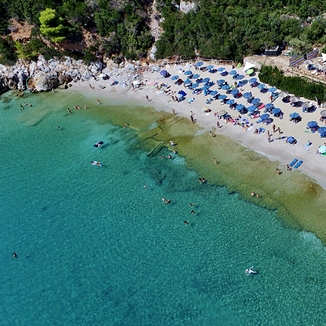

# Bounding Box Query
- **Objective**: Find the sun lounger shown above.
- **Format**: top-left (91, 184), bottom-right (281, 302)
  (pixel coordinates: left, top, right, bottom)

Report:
top-left (294, 160), bottom-right (303, 169)
top-left (289, 158), bottom-right (298, 167)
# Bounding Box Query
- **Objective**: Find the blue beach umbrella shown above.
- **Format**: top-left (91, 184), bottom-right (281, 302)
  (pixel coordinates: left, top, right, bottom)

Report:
top-left (243, 92), bottom-right (252, 99)
top-left (218, 94), bottom-right (227, 100)
top-left (307, 121), bottom-right (318, 128)
top-left (190, 82), bottom-right (199, 89)
top-left (160, 70), bottom-right (169, 77)
top-left (220, 71), bottom-right (229, 76)
top-left (217, 79), bottom-right (225, 85)
top-left (257, 83), bottom-right (266, 90)
top-left (289, 112), bottom-right (300, 119)
top-left (260, 113), bottom-right (270, 120)
top-left (238, 80), bottom-right (248, 87)
top-left (202, 77), bottom-right (210, 83)
top-left (192, 74), bottom-right (200, 79)
top-left (221, 84), bottom-right (230, 90)
top-left (195, 61), bottom-right (203, 67)
top-left (171, 75), bottom-right (179, 80)
top-left (206, 65), bottom-right (214, 70)
top-left (226, 99), bottom-right (235, 105)
top-left (229, 70), bottom-right (237, 75)
top-left (184, 70), bottom-right (193, 75)
top-left (268, 87), bottom-right (277, 93)
top-left (287, 136), bottom-right (295, 144)
top-left (249, 77), bottom-right (257, 84)
top-left (210, 90), bottom-right (218, 96)
top-left (252, 98), bottom-right (260, 105)
top-left (318, 126), bottom-right (326, 133)
top-left (272, 108), bottom-right (281, 115)
top-left (236, 74), bottom-right (244, 80)
top-left (217, 67), bottom-right (225, 72)
top-left (247, 105), bottom-right (258, 113)
top-left (265, 103), bottom-right (274, 110)
top-left (320, 131), bottom-right (326, 138)
top-left (231, 89), bottom-right (239, 96)
top-left (236, 104), bottom-right (245, 111)
top-left (184, 78), bottom-right (191, 85)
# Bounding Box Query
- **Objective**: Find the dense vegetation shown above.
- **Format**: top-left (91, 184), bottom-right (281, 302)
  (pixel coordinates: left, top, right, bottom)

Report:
top-left (1, 0), bottom-right (326, 64)
top-left (259, 66), bottom-right (326, 102)
top-left (0, 0), bottom-right (153, 64)
top-left (156, 0), bottom-right (326, 61)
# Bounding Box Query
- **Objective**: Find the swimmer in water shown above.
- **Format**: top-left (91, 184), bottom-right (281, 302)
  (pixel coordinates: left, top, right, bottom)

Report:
top-left (162, 198), bottom-right (171, 204)
top-left (245, 266), bottom-right (257, 275)
top-left (13, 253), bottom-right (18, 258)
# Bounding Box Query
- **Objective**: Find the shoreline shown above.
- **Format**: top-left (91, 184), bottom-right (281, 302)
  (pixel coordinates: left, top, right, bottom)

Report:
top-left (14, 59), bottom-right (325, 242)
top-left (70, 61), bottom-right (326, 190)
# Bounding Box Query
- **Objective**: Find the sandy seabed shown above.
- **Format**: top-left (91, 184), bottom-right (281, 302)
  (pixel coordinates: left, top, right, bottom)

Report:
top-left (66, 61), bottom-right (326, 243)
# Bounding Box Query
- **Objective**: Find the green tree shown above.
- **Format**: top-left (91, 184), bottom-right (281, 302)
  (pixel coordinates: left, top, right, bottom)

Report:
top-left (39, 8), bottom-right (67, 42)
top-left (0, 36), bottom-right (17, 65)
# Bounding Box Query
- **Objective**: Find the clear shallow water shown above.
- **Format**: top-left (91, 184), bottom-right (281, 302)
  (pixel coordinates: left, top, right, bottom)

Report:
top-left (1, 91), bottom-right (326, 325)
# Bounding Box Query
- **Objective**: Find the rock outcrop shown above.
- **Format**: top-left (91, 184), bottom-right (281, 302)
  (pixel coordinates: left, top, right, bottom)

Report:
top-left (0, 55), bottom-right (105, 94)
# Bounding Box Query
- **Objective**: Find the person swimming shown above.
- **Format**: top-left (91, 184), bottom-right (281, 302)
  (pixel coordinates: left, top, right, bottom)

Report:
top-left (245, 266), bottom-right (257, 275)
top-left (13, 253), bottom-right (18, 258)
top-left (91, 161), bottom-right (102, 167)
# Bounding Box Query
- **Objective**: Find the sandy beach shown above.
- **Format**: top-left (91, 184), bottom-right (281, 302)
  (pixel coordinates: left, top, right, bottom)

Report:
top-left (71, 60), bottom-right (326, 190)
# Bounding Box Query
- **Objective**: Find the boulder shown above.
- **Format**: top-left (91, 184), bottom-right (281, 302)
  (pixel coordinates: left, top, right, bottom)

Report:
top-left (58, 73), bottom-right (73, 85)
top-left (0, 77), bottom-right (9, 95)
top-left (17, 71), bottom-right (27, 91)
top-left (7, 73), bottom-right (18, 89)
top-left (29, 71), bottom-right (59, 92)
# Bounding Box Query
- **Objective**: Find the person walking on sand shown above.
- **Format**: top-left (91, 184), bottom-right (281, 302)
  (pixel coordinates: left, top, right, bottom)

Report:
top-left (272, 124), bottom-right (276, 133)
top-left (214, 158), bottom-right (217, 164)
top-left (96, 99), bottom-right (100, 104)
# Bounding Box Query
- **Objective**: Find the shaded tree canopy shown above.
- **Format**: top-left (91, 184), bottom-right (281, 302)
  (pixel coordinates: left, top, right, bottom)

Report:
top-left (1, 0), bottom-right (326, 62)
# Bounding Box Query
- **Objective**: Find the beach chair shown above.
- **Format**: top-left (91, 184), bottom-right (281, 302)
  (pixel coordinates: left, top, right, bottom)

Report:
top-left (289, 158), bottom-right (298, 167)
top-left (294, 160), bottom-right (303, 169)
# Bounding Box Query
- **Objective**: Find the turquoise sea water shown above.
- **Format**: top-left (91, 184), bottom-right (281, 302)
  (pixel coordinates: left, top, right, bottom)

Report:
top-left (1, 90), bottom-right (326, 326)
